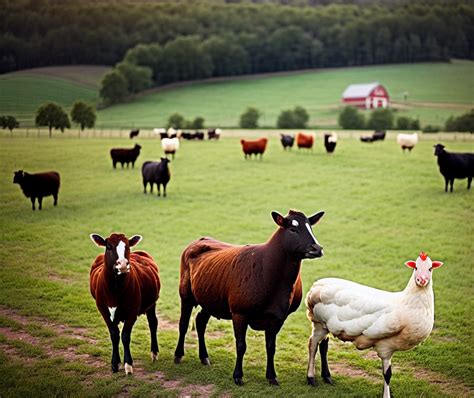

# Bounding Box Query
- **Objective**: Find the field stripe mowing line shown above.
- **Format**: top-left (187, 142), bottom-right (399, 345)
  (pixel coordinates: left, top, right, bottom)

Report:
top-left (0, 306), bottom-right (217, 397)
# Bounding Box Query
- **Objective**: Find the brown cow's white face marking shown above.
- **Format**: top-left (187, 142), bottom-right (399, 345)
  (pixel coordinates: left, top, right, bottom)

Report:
top-left (305, 222), bottom-right (323, 254)
top-left (115, 240), bottom-right (130, 274)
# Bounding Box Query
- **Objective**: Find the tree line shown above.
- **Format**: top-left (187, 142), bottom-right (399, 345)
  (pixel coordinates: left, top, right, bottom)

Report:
top-left (1, 0), bottom-right (473, 75)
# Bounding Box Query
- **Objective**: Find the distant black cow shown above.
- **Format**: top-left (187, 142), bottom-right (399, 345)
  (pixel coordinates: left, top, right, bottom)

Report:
top-left (324, 133), bottom-right (338, 153)
top-left (130, 129), bottom-right (139, 139)
top-left (142, 158), bottom-right (171, 197)
top-left (13, 170), bottom-right (60, 210)
top-left (280, 134), bottom-right (295, 150)
top-left (208, 129), bottom-right (221, 140)
top-left (110, 144), bottom-right (141, 169)
top-left (360, 130), bottom-right (386, 143)
top-left (434, 144), bottom-right (474, 192)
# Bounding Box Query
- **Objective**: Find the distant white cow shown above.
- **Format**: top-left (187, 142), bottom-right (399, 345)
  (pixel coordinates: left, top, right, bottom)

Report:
top-left (397, 133), bottom-right (418, 152)
top-left (161, 137), bottom-right (180, 159)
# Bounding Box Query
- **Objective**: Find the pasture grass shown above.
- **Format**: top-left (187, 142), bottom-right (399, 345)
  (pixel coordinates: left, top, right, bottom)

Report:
top-left (0, 133), bottom-right (473, 397)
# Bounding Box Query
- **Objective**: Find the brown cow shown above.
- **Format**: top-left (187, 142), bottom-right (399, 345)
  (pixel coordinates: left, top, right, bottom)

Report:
top-left (90, 233), bottom-right (160, 374)
top-left (297, 132), bottom-right (314, 150)
top-left (13, 170), bottom-right (60, 210)
top-left (240, 138), bottom-right (268, 159)
top-left (174, 209), bottom-right (325, 386)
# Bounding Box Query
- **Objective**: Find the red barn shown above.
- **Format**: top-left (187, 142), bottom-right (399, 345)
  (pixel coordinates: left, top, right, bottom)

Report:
top-left (342, 82), bottom-right (389, 109)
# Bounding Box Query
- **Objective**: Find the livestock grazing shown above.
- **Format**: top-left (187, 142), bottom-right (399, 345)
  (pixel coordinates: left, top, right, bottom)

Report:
top-left (208, 128), bottom-right (221, 140)
top-left (195, 131), bottom-right (205, 140)
top-left (434, 143), bottom-right (474, 192)
top-left (174, 209), bottom-right (325, 386)
top-left (360, 130), bottom-right (386, 143)
top-left (153, 128), bottom-right (168, 138)
top-left (306, 252), bottom-right (443, 398)
top-left (280, 134), bottom-right (294, 150)
top-left (110, 144), bottom-right (141, 169)
top-left (13, 170), bottom-right (60, 210)
top-left (396, 133), bottom-right (418, 152)
top-left (183, 131), bottom-right (204, 140)
top-left (296, 132), bottom-right (314, 150)
top-left (324, 132), bottom-right (338, 153)
top-left (142, 158), bottom-right (171, 197)
top-left (129, 129), bottom-right (139, 139)
top-left (161, 137), bottom-right (180, 159)
top-left (240, 138), bottom-right (268, 159)
top-left (89, 233), bottom-right (160, 374)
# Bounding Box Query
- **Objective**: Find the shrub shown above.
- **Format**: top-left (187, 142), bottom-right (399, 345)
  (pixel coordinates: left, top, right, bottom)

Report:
top-left (277, 106), bottom-right (309, 128)
top-left (277, 110), bottom-right (295, 129)
top-left (240, 107), bottom-right (261, 129)
top-left (396, 116), bottom-right (420, 130)
top-left (100, 70), bottom-right (128, 105)
top-left (191, 117), bottom-right (205, 129)
top-left (367, 108), bottom-right (394, 130)
top-left (338, 106), bottom-right (365, 129)
top-left (71, 101), bottom-right (96, 133)
top-left (445, 110), bottom-right (474, 132)
top-left (168, 113), bottom-right (185, 129)
top-left (0, 115), bottom-right (19, 133)
top-left (422, 125), bottom-right (440, 133)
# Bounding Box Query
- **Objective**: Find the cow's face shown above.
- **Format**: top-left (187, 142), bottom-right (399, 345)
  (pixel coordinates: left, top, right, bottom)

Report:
top-left (272, 210), bottom-right (324, 260)
top-left (13, 170), bottom-right (24, 184)
top-left (433, 144), bottom-right (445, 156)
top-left (90, 233), bottom-right (142, 274)
top-left (405, 252), bottom-right (443, 287)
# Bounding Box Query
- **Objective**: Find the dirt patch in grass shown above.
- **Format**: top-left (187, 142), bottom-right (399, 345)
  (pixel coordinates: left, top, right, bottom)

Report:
top-left (0, 306), bottom-right (216, 397)
top-left (413, 367), bottom-right (472, 397)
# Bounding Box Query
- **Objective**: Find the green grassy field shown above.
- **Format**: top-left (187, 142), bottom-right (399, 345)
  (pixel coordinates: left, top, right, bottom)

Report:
top-left (1, 61), bottom-right (472, 129)
top-left (0, 66), bottom-right (108, 126)
top-left (0, 133), bottom-right (472, 397)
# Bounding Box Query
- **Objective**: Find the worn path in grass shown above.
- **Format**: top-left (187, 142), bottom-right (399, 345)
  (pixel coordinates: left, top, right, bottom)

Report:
top-left (0, 306), bottom-right (470, 397)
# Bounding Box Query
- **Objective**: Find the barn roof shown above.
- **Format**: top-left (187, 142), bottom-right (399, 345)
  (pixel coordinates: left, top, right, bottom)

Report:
top-left (342, 82), bottom-right (380, 99)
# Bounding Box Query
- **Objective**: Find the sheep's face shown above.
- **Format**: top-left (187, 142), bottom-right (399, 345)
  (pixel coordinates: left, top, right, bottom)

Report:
top-left (272, 210), bottom-right (325, 259)
top-left (90, 233), bottom-right (142, 275)
top-left (405, 252), bottom-right (443, 287)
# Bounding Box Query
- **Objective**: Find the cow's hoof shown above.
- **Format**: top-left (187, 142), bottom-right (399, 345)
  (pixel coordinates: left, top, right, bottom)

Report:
top-left (323, 376), bottom-right (334, 385)
top-left (307, 377), bottom-right (317, 387)
top-left (200, 357), bottom-right (210, 366)
top-left (174, 356), bottom-right (183, 364)
top-left (112, 363), bottom-right (119, 373)
top-left (151, 352), bottom-right (158, 362)
top-left (234, 378), bottom-right (244, 386)
top-left (268, 378), bottom-right (280, 386)
top-left (124, 363), bottom-right (133, 375)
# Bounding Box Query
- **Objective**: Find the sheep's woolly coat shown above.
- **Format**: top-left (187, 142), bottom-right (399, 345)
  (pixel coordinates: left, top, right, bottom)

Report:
top-left (306, 274), bottom-right (434, 358)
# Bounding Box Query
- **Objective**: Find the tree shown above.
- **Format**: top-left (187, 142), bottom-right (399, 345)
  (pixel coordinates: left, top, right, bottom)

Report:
top-left (100, 70), bottom-right (128, 105)
top-left (338, 106), bottom-right (365, 129)
top-left (277, 106), bottom-right (309, 129)
top-left (168, 113), bottom-right (185, 129)
top-left (367, 108), bottom-right (394, 131)
top-left (116, 62), bottom-right (153, 94)
top-left (71, 101), bottom-right (96, 135)
top-left (277, 110), bottom-right (295, 129)
top-left (202, 35), bottom-right (249, 77)
top-left (0, 115), bottom-right (19, 134)
top-left (445, 110), bottom-right (474, 132)
top-left (239, 107), bottom-right (261, 129)
top-left (35, 102), bottom-right (70, 137)
top-left (191, 117), bottom-right (205, 129)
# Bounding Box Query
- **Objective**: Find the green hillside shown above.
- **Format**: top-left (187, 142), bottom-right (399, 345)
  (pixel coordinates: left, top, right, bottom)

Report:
top-left (96, 60), bottom-right (474, 129)
top-left (0, 66), bottom-right (108, 126)
top-left (0, 61), bottom-right (472, 129)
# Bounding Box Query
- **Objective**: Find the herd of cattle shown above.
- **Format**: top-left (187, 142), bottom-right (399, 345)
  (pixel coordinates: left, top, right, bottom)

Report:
top-left (8, 127), bottom-right (472, 396)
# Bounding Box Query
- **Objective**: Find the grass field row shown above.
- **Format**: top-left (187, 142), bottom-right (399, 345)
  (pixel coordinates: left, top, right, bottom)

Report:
top-left (1, 61), bottom-right (472, 129)
top-left (0, 134), bottom-right (472, 397)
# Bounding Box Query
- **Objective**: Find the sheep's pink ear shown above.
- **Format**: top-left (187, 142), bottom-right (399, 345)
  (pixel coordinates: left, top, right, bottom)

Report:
top-left (90, 234), bottom-right (106, 247)
top-left (129, 235), bottom-right (143, 247)
top-left (405, 261), bottom-right (417, 269)
top-left (271, 211), bottom-right (287, 228)
top-left (431, 261), bottom-right (443, 269)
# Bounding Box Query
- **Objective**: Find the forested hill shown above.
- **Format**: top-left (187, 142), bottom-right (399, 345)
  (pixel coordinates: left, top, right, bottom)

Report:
top-left (1, 0), bottom-right (473, 75)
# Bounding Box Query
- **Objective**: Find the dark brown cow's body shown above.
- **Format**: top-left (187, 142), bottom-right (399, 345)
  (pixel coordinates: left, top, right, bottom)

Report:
top-left (90, 233), bottom-right (160, 374)
top-left (13, 170), bottom-right (60, 210)
top-left (174, 210), bottom-right (325, 386)
top-left (297, 132), bottom-right (314, 149)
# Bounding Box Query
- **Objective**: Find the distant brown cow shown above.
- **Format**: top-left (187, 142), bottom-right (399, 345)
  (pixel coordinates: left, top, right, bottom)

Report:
top-left (89, 233), bottom-right (160, 374)
top-left (174, 209), bottom-right (325, 386)
top-left (297, 132), bottom-right (314, 150)
top-left (240, 138), bottom-right (268, 159)
top-left (110, 144), bottom-right (141, 169)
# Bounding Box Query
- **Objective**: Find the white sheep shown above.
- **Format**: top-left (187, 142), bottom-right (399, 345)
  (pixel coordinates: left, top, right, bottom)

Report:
top-left (305, 252), bottom-right (443, 398)
top-left (396, 132), bottom-right (418, 152)
top-left (161, 137), bottom-right (180, 159)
